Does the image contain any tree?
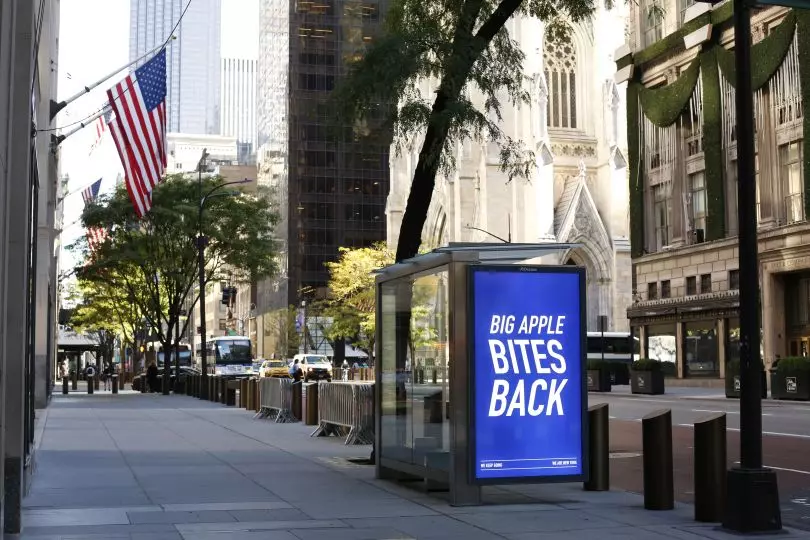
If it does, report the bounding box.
[262,306,301,359]
[69,284,117,372]
[78,175,280,393]
[70,270,145,374]
[322,243,393,361]
[335,0,625,262]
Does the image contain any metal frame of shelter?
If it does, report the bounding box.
[373,242,580,506]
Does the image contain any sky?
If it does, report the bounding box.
[56,0,259,283]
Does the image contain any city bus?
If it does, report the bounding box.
[197,335,255,377]
[586,331,640,363]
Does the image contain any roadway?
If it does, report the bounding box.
[588,388,810,531]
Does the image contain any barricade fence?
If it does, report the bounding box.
[256,377,298,423]
[311,381,374,445]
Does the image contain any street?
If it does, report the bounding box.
[589,389,810,531]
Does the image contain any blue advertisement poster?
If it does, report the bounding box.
[469,265,586,483]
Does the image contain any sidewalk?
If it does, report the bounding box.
[15,393,810,540]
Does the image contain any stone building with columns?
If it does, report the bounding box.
[616,1,810,379]
[387,6,633,332]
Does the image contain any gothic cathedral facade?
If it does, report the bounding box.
[386,7,633,332]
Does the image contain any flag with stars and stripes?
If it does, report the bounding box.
[107,48,167,218]
[81,178,108,251]
[88,108,113,156]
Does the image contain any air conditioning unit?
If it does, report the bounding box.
[689,228,705,244]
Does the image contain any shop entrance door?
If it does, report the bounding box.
[788,336,810,357]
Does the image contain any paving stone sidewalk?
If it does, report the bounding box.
[12,391,810,540]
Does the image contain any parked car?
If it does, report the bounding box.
[260,359,290,378]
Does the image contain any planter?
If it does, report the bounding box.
[771,370,810,401]
[587,369,612,392]
[630,370,665,395]
[725,370,768,399]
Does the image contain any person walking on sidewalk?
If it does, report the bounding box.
[146,361,159,393]
[102,363,112,391]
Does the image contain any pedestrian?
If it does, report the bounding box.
[146,361,159,393]
[289,359,303,382]
[342,359,349,381]
[59,360,68,380]
[103,363,112,391]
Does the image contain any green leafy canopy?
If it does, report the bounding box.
[74,175,280,356]
[333,0,629,261]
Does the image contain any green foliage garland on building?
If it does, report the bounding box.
[715,11,796,91]
[627,81,644,258]
[797,11,810,218]
[638,56,701,127]
[700,46,725,241]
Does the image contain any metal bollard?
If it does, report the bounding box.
[253,379,261,412]
[112,375,119,394]
[292,382,302,420]
[694,412,726,522]
[304,383,319,425]
[240,379,247,408]
[87,375,94,395]
[208,377,214,401]
[95,376,100,390]
[584,403,610,491]
[642,409,674,510]
[62,376,69,395]
[225,382,236,406]
[218,378,225,404]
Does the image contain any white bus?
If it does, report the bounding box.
[197,336,255,377]
[586,331,640,364]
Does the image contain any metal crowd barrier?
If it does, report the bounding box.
[311,381,374,445]
[255,377,298,423]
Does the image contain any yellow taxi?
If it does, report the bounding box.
[260,359,290,378]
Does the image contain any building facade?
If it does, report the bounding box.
[387,7,633,332]
[617,1,810,378]
[254,0,391,358]
[166,133,238,173]
[129,0,221,134]
[0,0,61,532]
[221,57,257,163]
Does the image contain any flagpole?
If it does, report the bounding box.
[50,107,108,147]
[49,37,176,121]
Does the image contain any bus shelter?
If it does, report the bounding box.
[374,243,589,506]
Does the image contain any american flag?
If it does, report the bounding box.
[81,178,108,251]
[88,108,113,156]
[107,49,167,218]
[81,178,103,205]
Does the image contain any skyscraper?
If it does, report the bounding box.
[129,0,221,134]
[221,58,257,163]
[255,0,391,346]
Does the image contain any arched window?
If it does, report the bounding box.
[544,31,578,129]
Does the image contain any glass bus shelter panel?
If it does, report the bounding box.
[379,265,450,472]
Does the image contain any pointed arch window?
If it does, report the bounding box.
[544,31,578,129]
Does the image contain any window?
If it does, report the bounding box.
[642,0,664,47]
[679,0,696,25]
[700,273,712,294]
[648,282,658,300]
[780,141,804,223]
[688,171,707,233]
[661,280,671,299]
[218,319,226,331]
[729,269,739,290]
[686,276,697,296]
[544,30,577,129]
[653,184,671,249]
[684,320,719,377]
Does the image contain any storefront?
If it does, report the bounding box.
[629,294,740,379]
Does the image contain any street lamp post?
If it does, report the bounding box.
[301,300,307,354]
[717,0,781,531]
[196,149,250,400]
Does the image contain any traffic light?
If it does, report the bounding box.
[221,286,237,306]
